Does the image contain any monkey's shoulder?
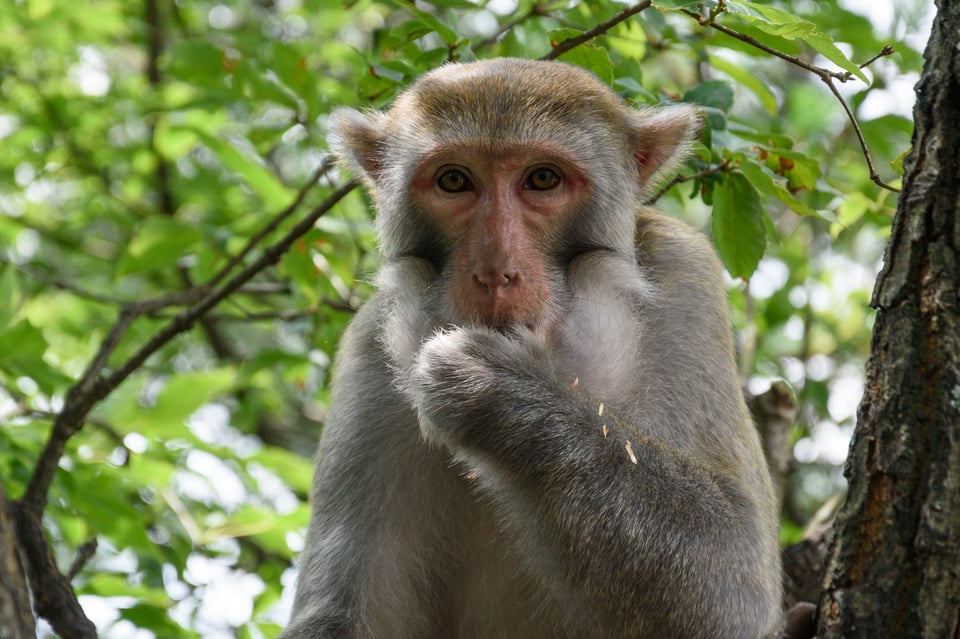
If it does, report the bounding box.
[634,207,725,291]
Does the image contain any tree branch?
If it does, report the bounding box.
[15,170,356,636]
[541,0,653,60]
[13,504,96,639]
[645,159,732,204]
[681,8,900,193]
[207,157,337,291]
[0,479,35,639]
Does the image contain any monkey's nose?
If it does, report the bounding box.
[473,271,518,295]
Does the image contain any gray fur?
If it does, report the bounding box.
[283,59,781,639]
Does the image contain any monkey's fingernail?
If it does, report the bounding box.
[625,440,638,465]
[598,402,605,416]
[602,424,609,439]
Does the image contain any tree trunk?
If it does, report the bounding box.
[817,0,960,635]
[0,479,35,639]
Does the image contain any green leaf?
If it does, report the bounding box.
[802,30,869,83]
[119,604,195,638]
[737,156,824,219]
[150,369,237,431]
[892,147,910,175]
[728,126,795,149]
[196,131,294,210]
[279,235,322,306]
[118,217,203,277]
[549,29,615,84]
[403,5,459,44]
[247,447,315,494]
[756,146,821,192]
[0,320,71,393]
[725,2,868,83]
[215,504,310,557]
[652,0,703,9]
[711,172,766,279]
[0,265,20,329]
[683,80,734,112]
[153,121,199,161]
[708,54,778,114]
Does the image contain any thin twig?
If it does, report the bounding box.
[2,263,128,306]
[66,540,98,581]
[682,9,901,193]
[820,77,899,192]
[100,178,358,399]
[207,157,337,291]
[859,44,895,69]
[645,159,732,204]
[21,176,356,515]
[684,9,850,82]
[542,0,653,60]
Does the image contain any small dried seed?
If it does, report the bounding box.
[625,440,638,465]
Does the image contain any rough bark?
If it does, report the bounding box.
[817,0,960,635]
[0,479,35,639]
[750,381,798,510]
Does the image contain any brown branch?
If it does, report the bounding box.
[15,173,356,638]
[212,309,325,323]
[541,0,653,60]
[645,159,732,204]
[0,479,35,639]
[1,263,128,306]
[98,178,358,397]
[749,382,798,509]
[20,166,341,497]
[683,9,848,82]
[207,157,337,291]
[66,540,98,582]
[858,44,895,70]
[682,10,901,193]
[820,76,900,192]
[13,505,96,639]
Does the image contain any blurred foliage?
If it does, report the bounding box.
[0,0,929,635]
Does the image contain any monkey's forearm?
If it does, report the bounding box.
[412,328,769,636]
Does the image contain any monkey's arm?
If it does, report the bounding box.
[283,295,460,639]
[412,328,773,638]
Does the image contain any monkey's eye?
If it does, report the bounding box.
[437,169,474,193]
[525,167,561,191]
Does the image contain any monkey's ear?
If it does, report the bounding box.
[328,107,387,182]
[628,104,702,192]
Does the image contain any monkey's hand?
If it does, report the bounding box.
[410,326,558,460]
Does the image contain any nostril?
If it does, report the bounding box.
[474,271,518,293]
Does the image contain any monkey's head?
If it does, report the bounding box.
[330,58,700,330]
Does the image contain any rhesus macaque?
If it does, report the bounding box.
[282,58,781,639]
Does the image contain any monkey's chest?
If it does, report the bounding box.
[414,482,584,639]
[440,525,572,639]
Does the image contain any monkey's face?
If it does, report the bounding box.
[406,139,592,331]
[329,58,701,334]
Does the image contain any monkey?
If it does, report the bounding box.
[281,58,782,639]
